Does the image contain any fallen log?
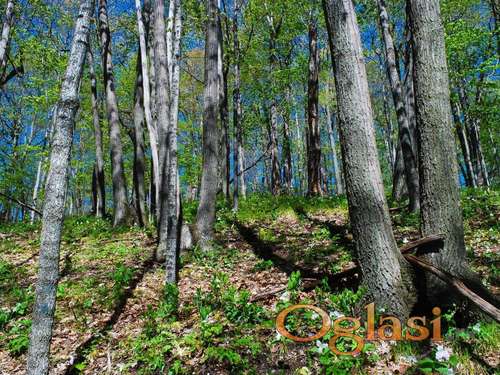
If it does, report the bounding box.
[404,254,500,323]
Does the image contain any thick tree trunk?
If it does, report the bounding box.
[408,0,482,304]
[377,0,419,212]
[0,0,14,76]
[26,1,93,373]
[87,49,106,218]
[306,16,322,196]
[325,106,343,195]
[98,0,129,226]
[323,0,415,318]
[233,1,242,211]
[133,54,147,226]
[392,141,408,201]
[135,0,159,218]
[196,0,219,251]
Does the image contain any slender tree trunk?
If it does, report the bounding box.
[325,106,343,195]
[452,100,476,187]
[217,8,230,202]
[233,0,242,210]
[154,0,181,283]
[26,1,93,373]
[392,141,408,201]
[0,0,14,76]
[239,143,246,197]
[135,0,159,218]
[196,0,220,251]
[133,54,147,226]
[267,23,281,195]
[307,16,322,196]
[165,0,182,281]
[31,123,52,223]
[87,49,106,218]
[408,0,482,303]
[98,0,129,226]
[377,0,419,212]
[323,0,415,318]
[282,89,293,192]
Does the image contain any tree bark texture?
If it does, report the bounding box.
[196,0,219,251]
[408,0,474,303]
[377,0,419,212]
[307,16,322,196]
[323,0,415,318]
[99,0,129,226]
[0,0,14,77]
[87,49,106,218]
[26,1,93,373]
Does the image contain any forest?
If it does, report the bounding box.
[0,0,499,374]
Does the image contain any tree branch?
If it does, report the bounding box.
[0,192,42,215]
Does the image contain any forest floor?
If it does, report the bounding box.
[0,189,499,374]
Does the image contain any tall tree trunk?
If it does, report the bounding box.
[154,0,181,283]
[408,0,484,304]
[282,89,293,192]
[325,106,343,195]
[323,0,415,318]
[31,123,52,223]
[451,100,477,187]
[133,53,147,226]
[135,0,159,218]
[166,0,182,281]
[98,0,129,226]
[196,0,219,251]
[377,0,419,212]
[26,1,93,373]
[233,0,242,210]
[87,49,106,218]
[307,16,322,196]
[217,8,230,203]
[392,141,408,201]
[0,0,14,76]
[267,20,281,195]
[239,143,246,197]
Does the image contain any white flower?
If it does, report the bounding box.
[435,345,452,362]
[311,312,319,320]
[329,310,344,320]
[402,238,409,244]
[402,355,418,364]
[279,291,290,302]
[275,331,283,341]
[315,340,329,353]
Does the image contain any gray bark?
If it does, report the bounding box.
[0,0,14,76]
[325,106,343,195]
[98,0,129,226]
[133,53,147,226]
[135,0,159,217]
[233,0,242,211]
[26,1,93,373]
[87,49,106,218]
[452,101,476,187]
[323,0,415,318]
[165,0,182,281]
[377,0,419,212]
[307,16,322,196]
[153,0,179,284]
[408,0,475,302]
[196,0,220,251]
